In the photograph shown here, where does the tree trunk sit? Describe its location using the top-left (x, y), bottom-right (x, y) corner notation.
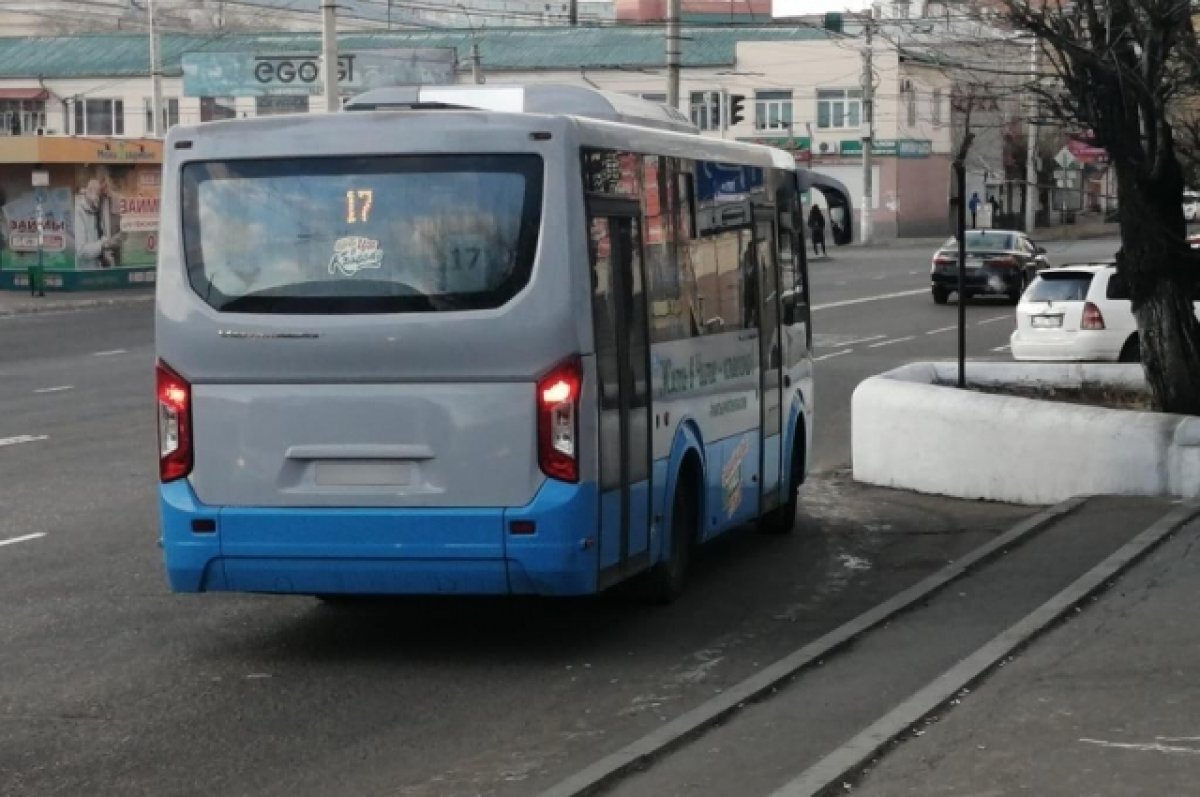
top-left (1114, 160), bottom-right (1200, 416)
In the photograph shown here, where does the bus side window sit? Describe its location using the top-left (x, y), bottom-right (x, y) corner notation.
top-left (777, 176), bottom-right (807, 326)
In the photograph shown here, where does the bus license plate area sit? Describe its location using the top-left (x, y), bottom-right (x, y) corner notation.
top-left (314, 460), bottom-right (416, 487)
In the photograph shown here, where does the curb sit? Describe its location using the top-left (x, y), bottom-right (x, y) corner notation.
top-left (770, 499), bottom-right (1200, 797)
top-left (0, 293), bottom-right (154, 317)
top-left (851, 361), bottom-right (1200, 504)
top-left (533, 497), bottom-right (1085, 797)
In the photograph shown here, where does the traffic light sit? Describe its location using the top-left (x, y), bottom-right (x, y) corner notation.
top-left (729, 94), bottom-right (746, 127)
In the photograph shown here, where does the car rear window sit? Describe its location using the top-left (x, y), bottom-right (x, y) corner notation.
top-left (181, 154), bottom-right (543, 314)
top-left (940, 232), bottom-right (1015, 252)
top-left (1027, 271), bottom-right (1094, 301)
top-left (1106, 271), bottom-right (1130, 300)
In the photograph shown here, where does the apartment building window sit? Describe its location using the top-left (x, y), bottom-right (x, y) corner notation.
top-left (931, 88), bottom-right (943, 125)
top-left (0, 99), bottom-right (47, 136)
top-left (73, 98), bottom-right (125, 136)
top-left (200, 96), bottom-right (237, 122)
top-left (816, 88), bottom-right (861, 130)
top-left (907, 91), bottom-right (918, 126)
top-left (144, 97), bottom-right (180, 134)
top-left (755, 90), bottom-right (793, 131)
top-left (638, 92), bottom-right (668, 104)
top-left (255, 95), bottom-right (309, 117)
top-left (690, 91), bottom-right (721, 132)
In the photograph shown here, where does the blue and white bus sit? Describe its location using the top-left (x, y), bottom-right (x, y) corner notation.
top-left (155, 85), bottom-right (847, 600)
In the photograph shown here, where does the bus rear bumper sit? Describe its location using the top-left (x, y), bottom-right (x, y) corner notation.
top-left (159, 480), bottom-right (601, 597)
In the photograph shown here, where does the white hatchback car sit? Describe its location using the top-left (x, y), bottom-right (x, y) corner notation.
top-left (1010, 263), bottom-right (1196, 362)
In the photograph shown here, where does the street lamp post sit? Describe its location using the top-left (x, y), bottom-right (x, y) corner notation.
top-left (33, 188), bottom-right (45, 298)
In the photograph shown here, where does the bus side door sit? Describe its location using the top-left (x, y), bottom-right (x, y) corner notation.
top-left (588, 198), bottom-right (653, 586)
top-left (754, 207), bottom-right (785, 511)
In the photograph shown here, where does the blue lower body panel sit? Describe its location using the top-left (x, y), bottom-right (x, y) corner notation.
top-left (159, 480), bottom-right (600, 597)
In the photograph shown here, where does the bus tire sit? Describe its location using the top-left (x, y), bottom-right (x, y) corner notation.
top-left (643, 465), bottom-right (699, 604)
top-left (763, 432), bottom-right (804, 535)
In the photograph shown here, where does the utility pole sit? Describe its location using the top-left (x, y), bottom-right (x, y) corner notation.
top-left (148, 0), bottom-right (163, 137)
top-left (861, 8), bottom-right (875, 245)
top-left (1024, 39), bottom-right (1039, 234)
top-left (471, 42), bottom-right (484, 84)
top-left (321, 0), bottom-right (340, 112)
top-left (569, 0), bottom-right (578, 26)
top-left (666, 0), bottom-right (681, 110)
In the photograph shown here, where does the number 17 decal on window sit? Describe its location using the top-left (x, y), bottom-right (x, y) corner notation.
top-left (346, 189), bottom-right (374, 224)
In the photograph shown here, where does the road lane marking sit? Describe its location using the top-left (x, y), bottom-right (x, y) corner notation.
top-left (33, 385), bottom-right (73, 394)
top-left (867, 336), bottom-right (916, 348)
top-left (0, 435), bottom-right (48, 448)
top-left (992, 345), bottom-right (1011, 352)
top-left (0, 533), bottom-right (46, 548)
top-left (978, 315), bottom-right (1012, 326)
top-left (813, 349), bottom-right (853, 362)
top-left (811, 288), bottom-right (927, 312)
top-left (838, 334), bottom-right (886, 347)
top-left (92, 349), bottom-right (128, 357)
top-left (926, 325), bottom-right (958, 335)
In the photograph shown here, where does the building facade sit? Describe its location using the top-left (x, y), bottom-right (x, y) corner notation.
top-left (0, 26), bottom-right (955, 256)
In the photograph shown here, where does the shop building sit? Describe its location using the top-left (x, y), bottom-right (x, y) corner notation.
top-left (0, 25), bottom-right (961, 291)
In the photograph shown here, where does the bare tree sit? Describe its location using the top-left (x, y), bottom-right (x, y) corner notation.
top-left (1000, 0), bottom-right (1200, 414)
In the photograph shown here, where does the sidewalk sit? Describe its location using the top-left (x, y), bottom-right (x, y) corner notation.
top-left (0, 287), bottom-right (153, 317)
top-left (851, 506), bottom-right (1200, 797)
top-left (547, 496), bottom-right (1200, 797)
top-left (858, 220), bottom-right (1119, 250)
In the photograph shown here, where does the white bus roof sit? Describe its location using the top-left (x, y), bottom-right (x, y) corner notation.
top-left (345, 84), bottom-right (697, 134)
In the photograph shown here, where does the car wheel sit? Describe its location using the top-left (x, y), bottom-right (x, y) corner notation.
top-left (1119, 334), bottom-right (1141, 363)
top-left (932, 286), bottom-right (950, 305)
top-left (1007, 275), bottom-right (1026, 305)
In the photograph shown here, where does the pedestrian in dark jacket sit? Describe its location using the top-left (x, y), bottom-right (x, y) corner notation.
top-left (808, 205), bottom-right (827, 256)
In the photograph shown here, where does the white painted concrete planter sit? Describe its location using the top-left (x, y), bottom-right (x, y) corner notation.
top-left (852, 362), bottom-right (1200, 505)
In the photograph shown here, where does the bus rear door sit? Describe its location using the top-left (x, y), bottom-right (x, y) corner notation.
top-left (754, 206), bottom-right (785, 512)
top-left (588, 198), bottom-right (653, 587)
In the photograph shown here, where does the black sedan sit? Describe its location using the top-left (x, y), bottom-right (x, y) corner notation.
top-left (929, 230), bottom-right (1050, 304)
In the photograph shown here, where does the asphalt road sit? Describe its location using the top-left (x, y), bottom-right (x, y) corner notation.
top-left (0, 238), bottom-right (1118, 797)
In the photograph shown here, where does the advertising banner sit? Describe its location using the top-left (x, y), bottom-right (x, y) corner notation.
top-left (183, 49), bottom-right (457, 97)
top-left (1, 163), bottom-right (161, 272)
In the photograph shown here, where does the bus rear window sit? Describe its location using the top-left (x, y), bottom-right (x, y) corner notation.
top-left (181, 154), bottom-right (543, 313)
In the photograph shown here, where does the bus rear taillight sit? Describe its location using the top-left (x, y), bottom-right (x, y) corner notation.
top-left (157, 361), bottom-right (193, 483)
top-left (537, 358), bottom-right (582, 483)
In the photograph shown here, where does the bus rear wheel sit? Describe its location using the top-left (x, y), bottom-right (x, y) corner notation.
top-left (642, 478), bottom-right (697, 604)
top-left (763, 437), bottom-right (803, 535)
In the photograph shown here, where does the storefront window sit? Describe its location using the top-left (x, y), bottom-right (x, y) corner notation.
top-left (0, 100), bottom-right (47, 136)
top-left (200, 96), bottom-right (237, 122)
top-left (255, 95), bottom-right (310, 117)
top-left (73, 99), bottom-right (125, 136)
top-left (144, 98), bottom-right (180, 134)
